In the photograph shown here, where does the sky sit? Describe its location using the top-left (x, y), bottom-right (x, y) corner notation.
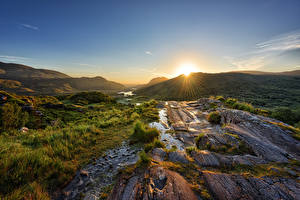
top-left (0, 0), bottom-right (300, 84)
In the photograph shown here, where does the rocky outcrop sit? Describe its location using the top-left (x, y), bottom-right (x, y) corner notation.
top-left (203, 171), bottom-right (300, 200)
top-left (108, 166), bottom-right (198, 200)
top-left (221, 109), bottom-right (300, 162)
top-left (65, 99), bottom-right (300, 200)
top-left (191, 150), bottom-right (267, 167)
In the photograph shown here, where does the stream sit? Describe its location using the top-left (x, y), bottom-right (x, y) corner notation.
top-left (58, 102), bottom-right (183, 200)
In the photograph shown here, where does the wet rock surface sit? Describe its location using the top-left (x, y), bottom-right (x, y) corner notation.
top-left (57, 142), bottom-right (140, 200)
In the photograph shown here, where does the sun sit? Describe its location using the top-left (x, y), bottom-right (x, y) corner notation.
top-left (176, 62), bottom-right (198, 76)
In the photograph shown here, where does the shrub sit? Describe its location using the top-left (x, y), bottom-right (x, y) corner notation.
top-left (0, 102), bottom-right (29, 130)
top-left (225, 98), bottom-right (238, 106)
top-left (130, 121), bottom-right (159, 143)
top-left (195, 133), bottom-right (205, 147)
top-left (207, 111), bottom-right (221, 124)
top-left (271, 107), bottom-right (299, 126)
top-left (144, 139), bottom-right (165, 153)
top-left (232, 102), bottom-right (255, 113)
top-left (136, 151), bottom-right (151, 167)
top-left (153, 139), bottom-right (165, 148)
top-left (216, 96), bottom-right (225, 102)
top-left (185, 146), bottom-right (197, 155)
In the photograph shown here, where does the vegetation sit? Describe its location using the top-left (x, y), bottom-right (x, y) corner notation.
top-left (266, 121), bottom-right (300, 141)
top-left (207, 111), bottom-right (221, 124)
top-left (144, 139), bottom-right (166, 152)
top-left (136, 72), bottom-right (300, 109)
top-left (136, 151), bottom-right (151, 168)
top-left (130, 121), bottom-right (159, 143)
top-left (0, 62), bottom-right (125, 95)
top-left (0, 91), bottom-right (158, 199)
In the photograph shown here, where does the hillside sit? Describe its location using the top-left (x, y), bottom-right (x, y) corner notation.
top-left (146, 77), bottom-right (168, 86)
top-left (136, 72), bottom-right (300, 108)
top-left (0, 62), bottom-right (70, 79)
top-left (229, 70), bottom-right (300, 76)
top-left (0, 62), bottom-right (125, 95)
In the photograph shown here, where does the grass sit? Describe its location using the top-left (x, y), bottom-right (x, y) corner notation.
top-left (136, 151), bottom-right (151, 168)
top-left (144, 139), bottom-right (166, 152)
top-left (0, 91), bottom-right (159, 199)
top-left (207, 111), bottom-right (221, 124)
top-left (130, 121), bottom-right (159, 143)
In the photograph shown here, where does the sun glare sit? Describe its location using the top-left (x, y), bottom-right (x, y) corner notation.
top-left (176, 62), bottom-right (198, 76)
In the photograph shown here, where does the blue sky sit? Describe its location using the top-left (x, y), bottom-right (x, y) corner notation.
top-left (0, 0), bottom-right (300, 83)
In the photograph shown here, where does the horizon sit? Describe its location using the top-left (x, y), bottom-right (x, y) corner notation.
top-left (1, 0), bottom-right (300, 84)
top-left (1, 60), bottom-right (300, 85)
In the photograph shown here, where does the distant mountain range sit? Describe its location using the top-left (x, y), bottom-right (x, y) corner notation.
top-left (0, 62), bottom-right (125, 95)
top-left (136, 71), bottom-right (300, 108)
top-left (229, 70), bottom-right (300, 76)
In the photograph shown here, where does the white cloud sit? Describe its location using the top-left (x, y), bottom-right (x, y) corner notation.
top-left (226, 30), bottom-right (300, 70)
top-left (145, 51), bottom-right (153, 55)
top-left (0, 55), bottom-right (31, 62)
top-left (256, 31), bottom-right (300, 52)
top-left (20, 23), bottom-right (39, 31)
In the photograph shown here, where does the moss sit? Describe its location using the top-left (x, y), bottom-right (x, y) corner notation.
top-left (207, 111), bottom-right (221, 124)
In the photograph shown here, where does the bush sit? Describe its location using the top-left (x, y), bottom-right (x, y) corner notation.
top-left (232, 102), bottom-right (255, 113)
top-left (0, 102), bottom-right (29, 130)
top-left (195, 133), bottom-right (205, 147)
top-left (271, 107), bottom-right (299, 126)
top-left (185, 146), bottom-right (197, 155)
top-left (207, 111), bottom-right (221, 124)
top-left (216, 96), bottom-right (225, 102)
top-left (144, 139), bottom-right (166, 152)
top-left (136, 151), bottom-right (151, 167)
top-left (130, 121), bottom-right (159, 143)
top-left (225, 98), bottom-right (238, 106)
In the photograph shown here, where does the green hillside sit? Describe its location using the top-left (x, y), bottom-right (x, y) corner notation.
top-left (136, 72), bottom-right (300, 108)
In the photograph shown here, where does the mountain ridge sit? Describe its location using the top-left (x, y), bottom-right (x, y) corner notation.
top-left (136, 71), bottom-right (300, 108)
top-left (0, 61), bottom-right (125, 95)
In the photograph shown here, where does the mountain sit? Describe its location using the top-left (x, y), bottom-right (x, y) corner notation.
top-left (0, 62), bottom-right (70, 79)
top-left (146, 77), bottom-right (168, 86)
top-left (136, 72), bottom-right (300, 108)
top-left (229, 70), bottom-right (300, 76)
top-left (0, 61), bottom-right (125, 95)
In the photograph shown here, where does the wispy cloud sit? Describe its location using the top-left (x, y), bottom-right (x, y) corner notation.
top-left (145, 51), bottom-right (153, 55)
top-left (20, 23), bottom-right (39, 31)
top-left (0, 55), bottom-right (31, 62)
top-left (74, 63), bottom-right (98, 68)
top-left (226, 30), bottom-right (300, 70)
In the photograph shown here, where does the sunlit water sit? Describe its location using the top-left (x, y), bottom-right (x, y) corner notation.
top-left (149, 108), bottom-right (184, 150)
top-left (118, 91), bottom-right (134, 97)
